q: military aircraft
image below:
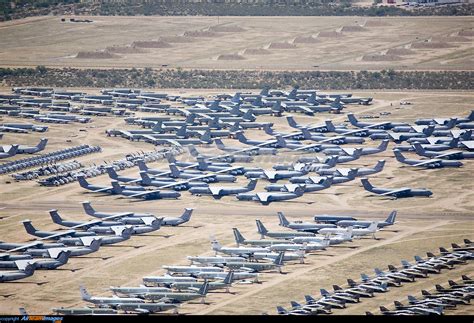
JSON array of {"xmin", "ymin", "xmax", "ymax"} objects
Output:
[
  {"xmin": 374, "ymin": 268, "xmax": 415, "ymax": 283},
  {"xmin": 189, "ymin": 179, "xmax": 258, "ymax": 198},
  {"xmin": 355, "ymin": 160, "xmax": 386, "ymax": 177},
  {"xmin": 232, "ymin": 228, "xmax": 295, "ymax": 247},
  {"xmin": 214, "ymin": 138, "xmax": 277, "ymax": 156},
  {"xmin": 109, "ymin": 180, "xmax": 181, "ymax": 200},
  {"xmin": 6, "ymin": 138, "xmax": 48, "ymax": 154},
  {"xmin": 77, "ymin": 175, "xmax": 145, "ymax": 193},
  {"xmin": 0, "ymin": 260, "xmax": 35, "ymax": 282},
  {"xmin": 116, "ymin": 302, "xmax": 179, "ymax": 314},
  {"xmin": 0, "ymin": 144, "xmax": 18, "ymax": 159},
  {"xmin": 80, "ymin": 285, "xmax": 144, "ymax": 305},
  {"xmin": 110, "ymin": 285, "xmax": 171, "ymax": 296},
  {"xmin": 276, "ymin": 212, "xmax": 336, "ymax": 232},
  {"xmin": 142, "ymin": 275, "xmax": 198, "ymax": 287},
  {"xmin": 162, "ymin": 265, "xmax": 223, "ymax": 275},
  {"xmin": 171, "ymin": 271, "xmax": 234, "ymax": 293},
  {"xmin": 225, "ymin": 252, "xmax": 285, "ymax": 273},
  {"xmin": 379, "ymin": 306, "xmax": 417, "ymax": 316},
  {"xmin": 320, "ymin": 288, "xmax": 360, "ymax": 303},
  {"xmin": 268, "ymin": 178, "xmax": 332, "ymax": 193},
  {"xmin": 361, "ymin": 178, "xmax": 433, "ymax": 199},
  {"xmin": 347, "ymin": 113, "xmax": 407, "ymax": 130},
  {"xmin": 336, "ymin": 210, "xmax": 397, "ymax": 229},
  {"xmin": 143, "ymin": 282, "xmax": 209, "ymax": 303},
  {"xmin": 0, "ymin": 250, "xmax": 70, "ymax": 270},
  {"xmin": 211, "ymin": 238, "xmax": 269, "ymax": 256},
  {"xmin": 319, "ymin": 222, "xmax": 379, "ymax": 239},
  {"xmin": 236, "ymin": 185, "xmax": 306, "ymax": 205},
  {"xmin": 393, "ymin": 149, "xmax": 463, "ymax": 168},
  {"xmin": 292, "ymin": 228, "xmax": 353, "ymax": 246},
  {"xmin": 187, "ymin": 255, "xmax": 247, "ymax": 265},
  {"xmin": 413, "ymin": 143, "xmax": 474, "ymax": 160},
  {"xmin": 255, "ymin": 220, "xmax": 315, "ymax": 239},
  {"xmin": 52, "ymin": 307, "xmax": 118, "ymax": 315},
  {"xmin": 314, "ymin": 214, "xmax": 357, "ymax": 224}
]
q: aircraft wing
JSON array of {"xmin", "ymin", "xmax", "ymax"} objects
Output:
[
  {"xmin": 140, "ymin": 134, "xmax": 158, "ymax": 143},
  {"xmin": 100, "ymin": 212, "xmax": 135, "ymax": 221},
  {"xmin": 433, "ymin": 118, "xmax": 449, "ymax": 125},
  {"xmin": 434, "ymin": 151, "xmax": 463, "ymax": 159},
  {"xmin": 341, "ymin": 129, "xmax": 368, "ymax": 136},
  {"xmin": 70, "ymin": 219, "xmax": 104, "ymax": 230},
  {"xmin": 263, "ymin": 170, "xmax": 278, "ymax": 180},
  {"xmin": 129, "ymin": 189, "xmax": 161, "ymax": 198},
  {"xmin": 209, "ymin": 187, "xmax": 223, "ymax": 196},
  {"xmin": 460, "ymin": 141, "xmax": 474, "ymax": 149},
  {"xmin": 379, "ymin": 188, "xmax": 411, "ymax": 196},
  {"xmin": 411, "ymin": 126, "xmax": 427, "ymax": 133},
  {"xmin": 92, "ymin": 186, "xmax": 112, "ymax": 193},
  {"xmin": 341, "ymin": 148, "xmax": 356, "ymax": 156},
  {"xmin": 364, "ymin": 122, "xmax": 391, "ymax": 129},
  {"xmin": 388, "ymin": 133, "xmax": 402, "ymax": 141},
  {"xmin": 38, "ymin": 230, "xmax": 77, "ymax": 241},
  {"xmin": 294, "ymin": 143, "xmax": 321, "ymax": 151},
  {"xmin": 256, "ymin": 192, "xmax": 271, "ymax": 202},
  {"xmin": 412, "ymin": 159, "xmax": 443, "ymax": 167},
  {"xmin": 336, "ymin": 168, "xmax": 351, "ymax": 177},
  {"xmin": 319, "ymin": 136, "xmax": 345, "ymax": 144},
  {"xmin": 7, "ymin": 241, "xmax": 44, "ymax": 253}
]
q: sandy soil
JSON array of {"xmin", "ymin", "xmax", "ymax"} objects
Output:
[
  {"xmin": 0, "ymin": 16, "xmax": 472, "ymax": 71},
  {"xmin": 0, "ymin": 89, "xmax": 473, "ymax": 315}
]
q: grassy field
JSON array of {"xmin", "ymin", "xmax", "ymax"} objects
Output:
[
  {"xmin": 0, "ymin": 89, "xmax": 473, "ymax": 315},
  {"xmin": 0, "ymin": 16, "xmax": 472, "ymax": 71}
]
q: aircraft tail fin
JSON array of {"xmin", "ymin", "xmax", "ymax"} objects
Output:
[
  {"xmin": 275, "ymin": 135, "xmax": 286, "ymax": 148},
  {"xmin": 379, "ymin": 306, "xmax": 389, "ymax": 313},
  {"xmin": 231, "ymin": 92, "xmax": 241, "ymax": 104},
  {"xmin": 388, "ymin": 264, "xmax": 397, "ymax": 272},
  {"xmin": 242, "ymin": 109, "xmax": 254, "ymax": 121},
  {"xmin": 49, "ymin": 209, "xmax": 64, "ymax": 225},
  {"xmin": 347, "ymin": 278, "xmax": 357, "ymax": 287},
  {"xmin": 151, "ymin": 121, "xmax": 163, "ymax": 133},
  {"xmin": 271, "ymin": 101, "xmax": 282, "ymax": 113},
  {"xmin": 464, "ymin": 238, "xmax": 472, "ymax": 245},
  {"xmin": 106, "ymin": 166, "xmax": 119, "ymax": 180},
  {"xmin": 286, "ymin": 115, "xmax": 299, "ymax": 129},
  {"xmin": 380, "ymin": 282, "xmax": 388, "ymax": 291},
  {"xmin": 277, "ymin": 212, "xmax": 290, "ymax": 227},
  {"xmin": 461, "ymin": 129, "xmax": 472, "ymax": 141},
  {"xmin": 81, "ymin": 201, "xmax": 96, "ymax": 216},
  {"xmin": 260, "ymin": 86, "xmax": 270, "ymax": 97},
  {"xmin": 263, "ymin": 124, "xmax": 274, "ymax": 135},
  {"xmin": 139, "ymin": 171, "xmax": 152, "ymax": 185},
  {"xmin": 414, "ymin": 255, "xmax": 424, "ymax": 263},
  {"xmin": 246, "ymin": 179, "xmax": 258, "ymax": 191},
  {"xmin": 361, "ymin": 273, "xmax": 370, "ymax": 282},
  {"xmin": 401, "ymin": 260, "xmax": 411, "ymax": 268},
  {"xmin": 462, "ymin": 275, "xmax": 471, "ymax": 281},
  {"xmin": 215, "ymin": 138, "xmax": 227, "ymax": 150},
  {"xmin": 232, "ymin": 228, "xmax": 246, "ymax": 245},
  {"xmin": 325, "ymin": 120, "xmax": 336, "ymax": 132},
  {"xmin": 424, "ymin": 125, "xmax": 435, "ymax": 136},
  {"xmin": 451, "ymin": 243, "xmax": 461, "ymax": 249},
  {"xmin": 290, "ymin": 300, "xmax": 301, "ymax": 309},
  {"xmin": 7, "ymin": 144, "xmax": 19, "ymax": 156},
  {"xmin": 375, "ymin": 160, "xmax": 386, "ymax": 172},
  {"xmin": 176, "ymin": 125, "xmax": 187, "ymax": 137},
  {"xmin": 235, "ymin": 131, "xmax": 247, "ymax": 144},
  {"xmin": 79, "ymin": 285, "xmax": 92, "ymax": 301},
  {"xmin": 393, "ymin": 149, "xmax": 406, "ymax": 162},
  {"xmin": 374, "ymin": 268, "xmax": 384, "ymax": 276},
  {"xmin": 307, "ymin": 92, "xmax": 316, "ymax": 104},
  {"xmin": 253, "ymin": 96, "xmax": 262, "ymax": 107},
  {"xmin": 385, "ymin": 210, "xmax": 397, "ymax": 225},
  {"xmin": 169, "ymin": 164, "xmax": 180, "ymax": 177},
  {"xmin": 19, "ymin": 308, "xmax": 28, "ymax": 316},
  {"xmin": 110, "ymin": 180, "xmax": 123, "ymax": 194},
  {"xmin": 393, "ymin": 300, "xmax": 403, "ymax": 307},
  {"xmin": 378, "ymin": 140, "xmax": 389, "ymax": 152},
  {"xmin": 360, "ymin": 178, "xmax": 374, "ymax": 192},
  {"xmin": 198, "ymin": 282, "xmax": 209, "ymax": 296},
  {"xmin": 56, "ymin": 250, "xmax": 71, "ymax": 264},
  {"xmin": 180, "ymin": 208, "xmax": 193, "ymax": 223},
  {"xmin": 37, "ymin": 138, "xmax": 48, "ymax": 151},
  {"xmin": 412, "ymin": 142, "xmax": 425, "ymax": 155},
  {"xmin": 21, "ymin": 220, "xmax": 37, "ymax": 236},
  {"xmin": 327, "ymin": 156, "xmax": 339, "ymax": 167},
  {"xmin": 136, "ymin": 159, "xmax": 148, "ymax": 172},
  {"xmin": 274, "ymin": 252, "xmax": 285, "ymax": 266},
  {"xmin": 301, "ymin": 127, "xmax": 312, "ymax": 140},
  {"xmin": 229, "ymin": 121, "xmax": 240, "ymax": 133},
  {"xmin": 320, "ymin": 288, "xmax": 330, "ymax": 297},
  {"xmin": 347, "ymin": 113, "xmax": 359, "ymax": 126},
  {"xmin": 276, "ymin": 306, "xmax": 287, "ymax": 314},
  {"xmin": 435, "ymin": 284, "xmax": 444, "ymax": 292},
  {"xmin": 255, "ymin": 219, "xmax": 268, "ymax": 236},
  {"xmin": 223, "ymin": 271, "xmax": 234, "ymax": 285},
  {"xmin": 166, "ymin": 153, "xmax": 177, "ymax": 164},
  {"xmin": 210, "ymin": 238, "xmax": 222, "ymax": 251},
  {"xmin": 197, "ymin": 156, "xmax": 208, "ymax": 170},
  {"xmin": 304, "ymin": 295, "xmax": 316, "ymax": 303},
  {"xmin": 288, "ymin": 86, "xmax": 298, "ymax": 100},
  {"xmin": 185, "ymin": 113, "xmax": 196, "ymax": 123},
  {"xmin": 77, "ymin": 175, "xmax": 90, "ymax": 189},
  {"xmin": 426, "ymin": 252, "xmax": 436, "ymax": 258},
  {"xmin": 333, "ymin": 284, "xmax": 343, "ymax": 291},
  {"xmin": 407, "ymin": 295, "xmax": 417, "ymax": 303}
]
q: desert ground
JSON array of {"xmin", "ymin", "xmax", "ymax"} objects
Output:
[
  {"xmin": 0, "ymin": 16, "xmax": 472, "ymax": 71},
  {"xmin": 0, "ymin": 88, "xmax": 472, "ymax": 315}
]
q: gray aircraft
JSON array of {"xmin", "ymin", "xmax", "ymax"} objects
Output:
[
  {"xmin": 320, "ymin": 288, "xmax": 360, "ymax": 303},
  {"xmin": 52, "ymin": 307, "xmax": 118, "ymax": 315},
  {"xmin": 256, "ymin": 220, "xmax": 315, "ymax": 239},
  {"xmin": 110, "ymin": 285, "xmax": 171, "ymax": 296},
  {"xmin": 162, "ymin": 265, "xmax": 223, "ymax": 275},
  {"xmin": 372, "ymin": 126, "xmax": 435, "ymax": 143},
  {"xmin": 314, "ymin": 214, "xmax": 357, "ymax": 224},
  {"xmin": 26, "ymin": 239, "xmax": 102, "ymax": 257},
  {"xmin": 361, "ymin": 178, "xmax": 433, "ymax": 199},
  {"xmin": 355, "ymin": 160, "xmax": 386, "ymax": 177},
  {"xmin": 413, "ymin": 143, "xmax": 474, "ymax": 160},
  {"xmin": 225, "ymin": 252, "xmax": 285, "ymax": 273},
  {"xmin": 80, "ymin": 285, "xmax": 144, "ymax": 305},
  {"xmin": 374, "ymin": 268, "xmax": 414, "ymax": 283},
  {"xmin": 142, "ymin": 275, "xmax": 198, "ymax": 287},
  {"xmin": 277, "ymin": 212, "xmax": 336, "ymax": 232},
  {"xmin": 232, "ymin": 228, "xmax": 295, "ymax": 247},
  {"xmin": 214, "ymin": 138, "xmax": 277, "ymax": 156},
  {"xmin": 211, "ymin": 238, "xmax": 269, "ymax": 256},
  {"xmin": 143, "ymin": 282, "xmax": 209, "ymax": 303},
  {"xmin": 0, "ymin": 260, "xmax": 35, "ymax": 282},
  {"xmin": 0, "ymin": 250, "xmax": 70, "ymax": 270},
  {"xmin": 21, "ymin": 219, "xmax": 96, "ymax": 238},
  {"xmin": 319, "ymin": 222, "xmax": 378, "ymax": 239},
  {"xmin": 236, "ymin": 185, "xmax": 306, "ymax": 205},
  {"xmin": 187, "ymin": 145, "xmax": 253, "ymax": 163},
  {"xmin": 171, "ymin": 271, "xmax": 234, "ymax": 293},
  {"xmin": 347, "ymin": 113, "xmax": 407, "ymax": 130},
  {"xmin": 77, "ymin": 175, "xmax": 145, "ymax": 193},
  {"xmin": 336, "ymin": 210, "xmax": 397, "ymax": 229},
  {"xmin": 268, "ymin": 178, "xmax": 332, "ymax": 193},
  {"xmin": 292, "ymin": 229, "xmax": 353, "ymax": 246},
  {"xmin": 116, "ymin": 302, "xmax": 179, "ymax": 314},
  {"xmin": 393, "ymin": 149, "xmax": 462, "ymax": 168},
  {"xmin": 187, "ymin": 255, "xmax": 247, "ymax": 265},
  {"xmin": 189, "ymin": 179, "xmax": 258, "ymax": 198},
  {"xmin": 109, "ymin": 180, "xmax": 181, "ymax": 200},
  {"xmin": 235, "ymin": 131, "xmax": 286, "ymax": 149},
  {"xmin": 0, "ymin": 144, "xmax": 19, "ymax": 159},
  {"xmin": 168, "ymin": 164, "xmax": 237, "ymax": 183},
  {"xmin": 17, "ymin": 138, "xmax": 48, "ymax": 154}
]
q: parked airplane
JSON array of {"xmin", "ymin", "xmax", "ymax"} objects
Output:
[
  {"xmin": 80, "ymin": 285, "xmax": 144, "ymax": 305},
  {"xmin": 0, "ymin": 144, "xmax": 18, "ymax": 159},
  {"xmin": 336, "ymin": 210, "xmax": 397, "ymax": 229},
  {"xmin": 255, "ymin": 220, "xmax": 315, "ymax": 239},
  {"xmin": 393, "ymin": 149, "xmax": 463, "ymax": 168},
  {"xmin": 236, "ymin": 185, "xmax": 306, "ymax": 205},
  {"xmin": 189, "ymin": 179, "xmax": 258, "ymax": 198},
  {"xmin": 277, "ymin": 212, "xmax": 336, "ymax": 232},
  {"xmin": 318, "ymin": 222, "xmax": 379, "ymax": 239},
  {"xmin": 361, "ymin": 178, "xmax": 433, "ymax": 199}
]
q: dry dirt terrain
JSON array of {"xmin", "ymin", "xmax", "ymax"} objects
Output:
[
  {"xmin": 0, "ymin": 89, "xmax": 473, "ymax": 315},
  {"xmin": 0, "ymin": 16, "xmax": 472, "ymax": 71}
]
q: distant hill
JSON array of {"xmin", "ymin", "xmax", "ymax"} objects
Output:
[{"xmin": 1, "ymin": 0, "xmax": 473, "ymax": 21}]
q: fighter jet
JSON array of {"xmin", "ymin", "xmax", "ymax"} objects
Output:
[
  {"xmin": 393, "ymin": 302, "xmax": 443, "ymax": 315},
  {"xmin": 255, "ymin": 220, "xmax": 315, "ymax": 239},
  {"xmin": 304, "ymin": 294, "xmax": 346, "ymax": 309},
  {"xmin": 276, "ymin": 212, "xmax": 336, "ymax": 232},
  {"xmin": 236, "ymin": 185, "xmax": 306, "ymax": 205},
  {"xmin": 379, "ymin": 306, "xmax": 417, "ymax": 316},
  {"xmin": 361, "ymin": 178, "xmax": 433, "ymax": 199},
  {"xmin": 374, "ymin": 268, "xmax": 415, "ymax": 283},
  {"xmin": 336, "ymin": 210, "xmax": 397, "ymax": 229},
  {"xmin": 80, "ymin": 285, "xmax": 144, "ymax": 305},
  {"xmin": 387, "ymin": 264, "xmax": 427, "ymax": 278},
  {"xmin": 320, "ymin": 288, "xmax": 360, "ymax": 303},
  {"xmin": 347, "ymin": 279, "xmax": 389, "ymax": 293},
  {"xmin": 189, "ymin": 179, "xmax": 258, "ymax": 198}
]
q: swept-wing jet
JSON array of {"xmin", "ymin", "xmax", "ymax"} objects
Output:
[
  {"xmin": 189, "ymin": 179, "xmax": 257, "ymax": 198},
  {"xmin": 0, "ymin": 250, "xmax": 70, "ymax": 270},
  {"xmin": 236, "ymin": 185, "xmax": 306, "ymax": 205},
  {"xmin": 320, "ymin": 288, "xmax": 360, "ymax": 303},
  {"xmin": 211, "ymin": 238, "xmax": 269, "ymax": 256},
  {"xmin": 232, "ymin": 228, "xmax": 294, "ymax": 247},
  {"xmin": 53, "ymin": 308, "xmax": 118, "ymax": 315},
  {"xmin": 276, "ymin": 212, "xmax": 336, "ymax": 232},
  {"xmin": 225, "ymin": 253, "xmax": 285, "ymax": 273},
  {"xmin": 171, "ymin": 271, "xmax": 234, "ymax": 293},
  {"xmin": 117, "ymin": 303, "xmax": 179, "ymax": 314},
  {"xmin": 319, "ymin": 222, "xmax": 379, "ymax": 239},
  {"xmin": 314, "ymin": 214, "xmax": 357, "ymax": 224},
  {"xmin": 110, "ymin": 181, "xmax": 180, "ymax": 200},
  {"xmin": 336, "ymin": 210, "xmax": 397, "ymax": 229},
  {"xmin": 347, "ymin": 113, "xmax": 407, "ymax": 130},
  {"xmin": 0, "ymin": 260, "xmax": 35, "ymax": 282},
  {"xmin": 255, "ymin": 220, "xmax": 315, "ymax": 239},
  {"xmin": 143, "ymin": 282, "xmax": 209, "ymax": 303},
  {"xmin": 77, "ymin": 175, "xmax": 145, "ymax": 193},
  {"xmin": 361, "ymin": 178, "xmax": 432, "ymax": 199},
  {"xmin": 80, "ymin": 285, "xmax": 144, "ymax": 305},
  {"xmin": 393, "ymin": 149, "xmax": 462, "ymax": 168},
  {"xmin": 9, "ymin": 138, "xmax": 48, "ymax": 154},
  {"xmin": 413, "ymin": 143, "xmax": 474, "ymax": 159},
  {"xmin": 0, "ymin": 144, "xmax": 19, "ymax": 159}
]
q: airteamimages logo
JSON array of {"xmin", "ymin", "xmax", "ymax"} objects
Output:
[{"xmin": 0, "ymin": 316, "xmax": 63, "ymax": 323}]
